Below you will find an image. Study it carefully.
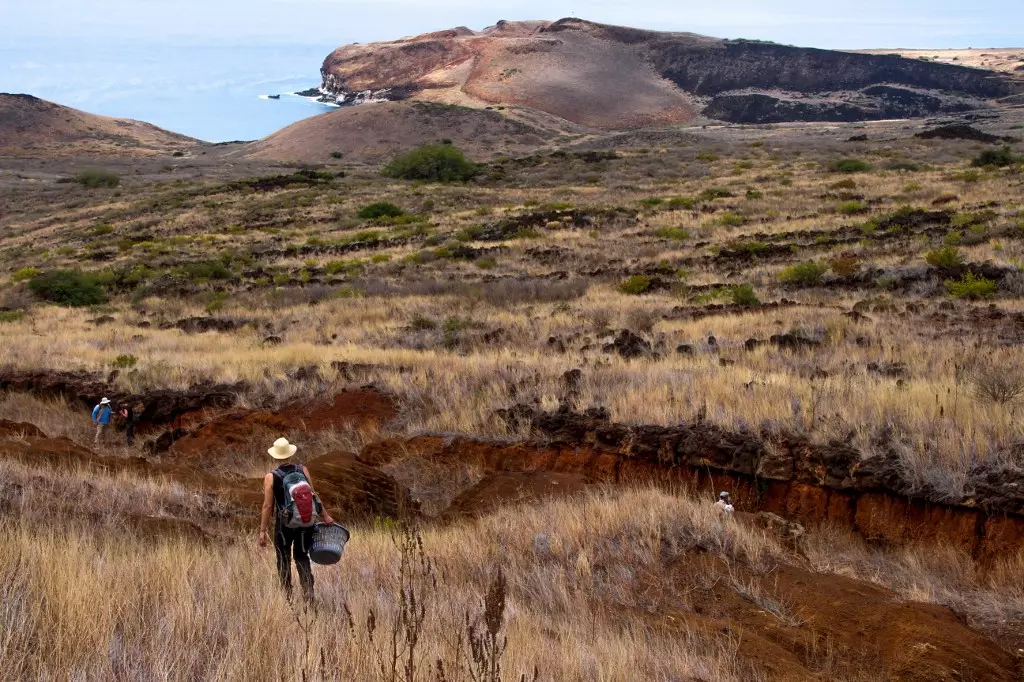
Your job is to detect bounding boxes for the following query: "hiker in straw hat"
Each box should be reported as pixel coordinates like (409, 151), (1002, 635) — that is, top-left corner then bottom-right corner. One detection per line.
(91, 397), (113, 444)
(259, 437), (334, 602)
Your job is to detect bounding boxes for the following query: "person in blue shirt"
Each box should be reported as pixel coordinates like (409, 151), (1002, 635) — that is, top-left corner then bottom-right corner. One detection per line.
(91, 397), (113, 443)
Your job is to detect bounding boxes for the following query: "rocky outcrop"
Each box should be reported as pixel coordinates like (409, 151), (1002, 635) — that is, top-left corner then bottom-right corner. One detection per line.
(317, 18), (1018, 128)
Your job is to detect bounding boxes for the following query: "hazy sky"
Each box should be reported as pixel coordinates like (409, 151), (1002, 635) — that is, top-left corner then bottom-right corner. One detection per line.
(3, 0), (1022, 49)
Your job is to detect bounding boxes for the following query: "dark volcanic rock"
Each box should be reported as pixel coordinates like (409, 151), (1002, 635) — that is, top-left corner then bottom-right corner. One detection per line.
(175, 317), (245, 334)
(915, 124), (1010, 143)
(770, 333), (820, 350)
(603, 330), (652, 359)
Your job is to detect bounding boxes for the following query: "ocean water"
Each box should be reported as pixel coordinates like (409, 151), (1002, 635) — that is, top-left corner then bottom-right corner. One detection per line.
(1, 39), (339, 142)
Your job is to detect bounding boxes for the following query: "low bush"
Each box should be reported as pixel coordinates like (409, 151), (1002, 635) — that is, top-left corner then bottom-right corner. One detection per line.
(10, 267), (40, 284)
(829, 158), (872, 173)
(972, 146), (1019, 168)
(618, 275), (652, 295)
(836, 200), (868, 215)
(654, 227), (689, 241)
(382, 144), (478, 182)
(717, 213), (746, 227)
(779, 261), (827, 286)
(667, 196), (698, 209)
(357, 202), (406, 220)
(830, 257), (860, 277)
(625, 308), (658, 334)
(111, 354), (138, 370)
(730, 284), (760, 306)
(179, 261), (232, 282)
(925, 246), (964, 268)
(638, 197), (664, 207)
(28, 269), (107, 306)
(698, 187), (735, 201)
(0, 310), (25, 324)
(945, 272), (997, 299)
(73, 168), (121, 188)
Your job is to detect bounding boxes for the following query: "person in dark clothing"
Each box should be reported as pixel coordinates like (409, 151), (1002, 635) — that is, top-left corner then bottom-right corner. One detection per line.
(120, 401), (142, 446)
(258, 438), (334, 602)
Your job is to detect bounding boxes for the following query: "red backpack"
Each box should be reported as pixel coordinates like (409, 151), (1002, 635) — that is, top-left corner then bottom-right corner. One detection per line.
(274, 466), (319, 528)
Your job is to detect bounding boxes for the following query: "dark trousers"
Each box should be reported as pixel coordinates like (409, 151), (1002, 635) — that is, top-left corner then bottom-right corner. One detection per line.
(274, 522), (314, 601)
(125, 423), (135, 446)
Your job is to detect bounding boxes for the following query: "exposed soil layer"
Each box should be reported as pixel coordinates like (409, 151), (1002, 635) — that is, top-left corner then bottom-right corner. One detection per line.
(664, 555), (1020, 681)
(168, 388), (397, 457)
(441, 471), (587, 520)
(0, 417), (411, 527)
(371, 406), (1024, 562)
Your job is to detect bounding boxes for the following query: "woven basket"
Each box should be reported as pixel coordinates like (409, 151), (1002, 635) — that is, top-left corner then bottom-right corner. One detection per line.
(309, 523), (350, 565)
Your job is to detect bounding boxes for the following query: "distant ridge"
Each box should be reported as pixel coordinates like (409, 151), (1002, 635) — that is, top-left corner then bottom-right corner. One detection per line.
(0, 93), (198, 157)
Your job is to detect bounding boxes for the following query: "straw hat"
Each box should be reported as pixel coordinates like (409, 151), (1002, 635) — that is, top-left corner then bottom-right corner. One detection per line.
(99, 397), (111, 405)
(268, 437), (297, 460)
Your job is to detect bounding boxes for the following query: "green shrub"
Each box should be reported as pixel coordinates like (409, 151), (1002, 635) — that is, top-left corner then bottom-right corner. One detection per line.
(745, 189), (763, 200)
(836, 200), (868, 215)
(779, 261), (827, 286)
(972, 146), (1019, 168)
(618, 275), (652, 295)
(638, 197), (665, 207)
(925, 246), (964, 268)
(696, 152), (719, 162)
(357, 202), (405, 220)
(730, 284), (760, 306)
(476, 258), (497, 270)
(370, 254), (392, 264)
(717, 213), (746, 227)
(945, 272), (997, 299)
(829, 178), (857, 190)
(330, 151), (343, 159)
(382, 144), (478, 182)
(667, 196), (698, 209)
(111, 354), (138, 369)
(830, 158), (872, 173)
(698, 187), (735, 201)
(654, 227), (689, 241)
(28, 269), (107, 306)
(179, 261), (232, 282)
(0, 310), (25, 324)
(73, 168), (121, 188)
(10, 267), (40, 283)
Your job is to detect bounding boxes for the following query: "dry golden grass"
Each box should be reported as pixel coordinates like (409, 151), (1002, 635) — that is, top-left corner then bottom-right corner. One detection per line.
(1, 480), (780, 681)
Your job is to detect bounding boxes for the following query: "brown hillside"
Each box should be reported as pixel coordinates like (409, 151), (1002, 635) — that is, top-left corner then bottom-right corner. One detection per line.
(0, 93), (198, 157)
(243, 99), (566, 163)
